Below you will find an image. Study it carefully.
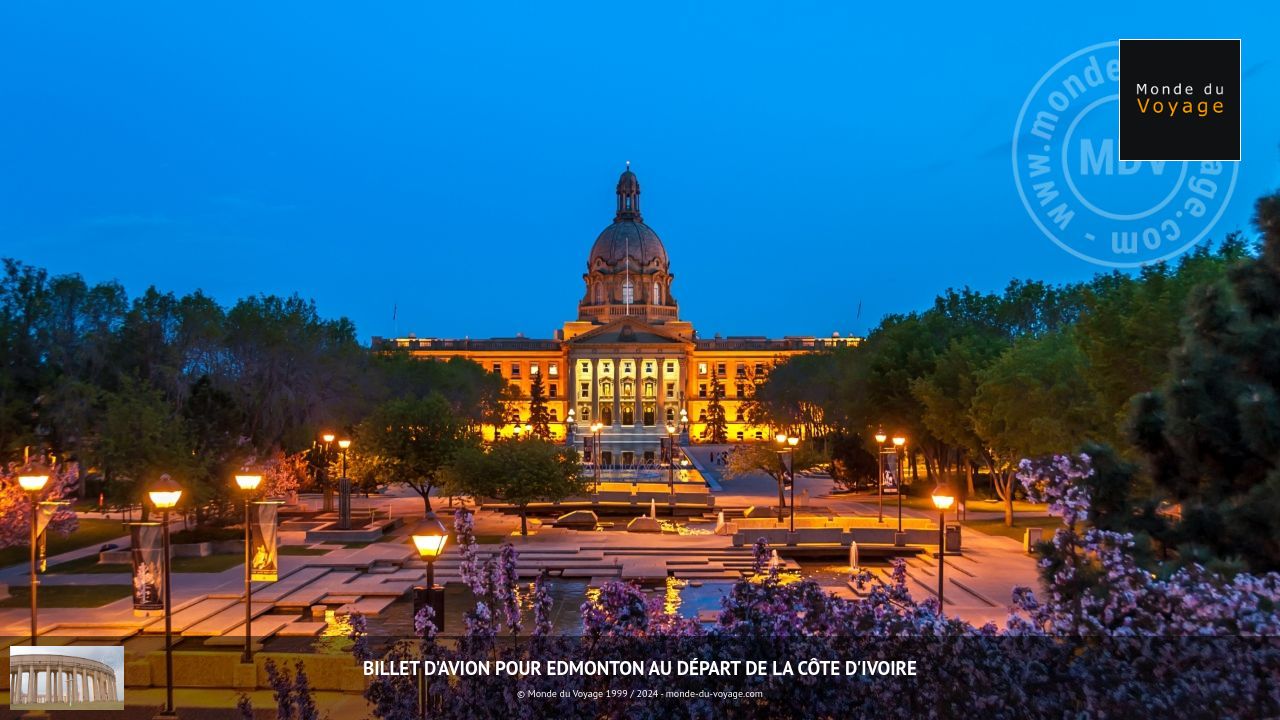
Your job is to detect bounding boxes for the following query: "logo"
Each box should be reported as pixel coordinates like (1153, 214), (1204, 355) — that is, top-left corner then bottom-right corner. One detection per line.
(1119, 39), (1241, 161)
(1012, 41), (1238, 268)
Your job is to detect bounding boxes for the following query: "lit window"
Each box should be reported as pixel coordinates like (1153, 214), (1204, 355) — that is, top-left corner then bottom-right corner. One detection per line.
(531, 363), (540, 375)
(644, 361), (654, 374)
(580, 362), (590, 374)
(735, 409), (744, 422)
(580, 382), (590, 399)
(697, 362), (708, 376)
(549, 362), (559, 377)
(736, 431), (744, 440)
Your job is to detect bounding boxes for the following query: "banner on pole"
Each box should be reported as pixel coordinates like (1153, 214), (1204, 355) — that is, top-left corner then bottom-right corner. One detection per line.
(249, 501), (282, 582)
(129, 522), (165, 611)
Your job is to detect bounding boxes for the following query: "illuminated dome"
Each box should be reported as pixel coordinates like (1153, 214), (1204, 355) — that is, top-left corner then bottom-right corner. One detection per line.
(579, 165), (678, 324)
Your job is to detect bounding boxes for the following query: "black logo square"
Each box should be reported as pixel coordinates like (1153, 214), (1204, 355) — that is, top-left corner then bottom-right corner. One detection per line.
(1119, 39), (1240, 161)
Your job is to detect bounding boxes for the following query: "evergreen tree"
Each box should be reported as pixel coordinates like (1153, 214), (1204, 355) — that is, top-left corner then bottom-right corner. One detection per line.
(703, 369), (728, 443)
(1130, 191), (1280, 572)
(527, 371), (551, 439)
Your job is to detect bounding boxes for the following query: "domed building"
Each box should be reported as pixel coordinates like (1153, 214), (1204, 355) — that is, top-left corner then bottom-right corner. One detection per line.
(373, 166), (859, 463)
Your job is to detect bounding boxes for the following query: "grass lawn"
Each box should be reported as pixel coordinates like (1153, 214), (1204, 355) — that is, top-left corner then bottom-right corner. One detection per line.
(0, 518), (127, 568)
(47, 553), (244, 574)
(0, 584), (131, 608)
(279, 546), (332, 556)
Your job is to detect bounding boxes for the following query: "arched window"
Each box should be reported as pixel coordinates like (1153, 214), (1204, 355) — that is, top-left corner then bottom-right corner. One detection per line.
(653, 281), (661, 304)
(594, 282), (603, 303)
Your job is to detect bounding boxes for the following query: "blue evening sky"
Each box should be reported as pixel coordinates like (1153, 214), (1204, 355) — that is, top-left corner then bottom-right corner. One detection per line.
(1, 2), (1277, 342)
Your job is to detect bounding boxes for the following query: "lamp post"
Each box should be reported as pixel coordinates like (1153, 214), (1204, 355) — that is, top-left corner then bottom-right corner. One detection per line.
(679, 407), (688, 445)
(874, 430), (887, 523)
(590, 422), (603, 492)
(931, 486), (955, 611)
(775, 434), (800, 532)
(17, 469), (49, 646)
(665, 423), (678, 514)
(234, 472), (262, 664)
(321, 432), (335, 513)
(411, 519), (448, 720)
(565, 408), (575, 446)
(337, 439), (352, 530)
(892, 434), (907, 534)
(149, 474), (183, 720)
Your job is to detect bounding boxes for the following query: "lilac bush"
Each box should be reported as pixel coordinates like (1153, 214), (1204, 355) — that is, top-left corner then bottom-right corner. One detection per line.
(345, 455), (1279, 718)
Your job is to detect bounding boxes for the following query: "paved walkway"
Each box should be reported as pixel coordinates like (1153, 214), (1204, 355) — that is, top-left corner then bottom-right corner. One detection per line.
(0, 450), (1043, 644)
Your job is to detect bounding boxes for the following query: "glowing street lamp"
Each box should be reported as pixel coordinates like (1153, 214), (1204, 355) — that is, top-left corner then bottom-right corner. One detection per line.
(874, 429), (887, 523)
(149, 474), (183, 719)
(411, 515), (449, 719)
(235, 472), (263, 664)
(590, 422), (604, 492)
(775, 433), (800, 532)
(17, 468), (48, 647)
(892, 434), (907, 535)
(566, 407), (576, 446)
(931, 486), (956, 611)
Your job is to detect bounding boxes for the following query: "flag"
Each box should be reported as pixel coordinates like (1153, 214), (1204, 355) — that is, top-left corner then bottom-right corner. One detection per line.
(249, 501), (283, 582)
(130, 523), (165, 611)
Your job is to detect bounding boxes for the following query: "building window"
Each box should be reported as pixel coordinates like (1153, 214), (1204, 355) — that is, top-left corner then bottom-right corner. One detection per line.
(735, 408), (745, 422)
(622, 361), (632, 374)
(698, 409), (707, 422)
(736, 431), (744, 440)
(644, 450), (656, 464)
(653, 281), (660, 304)
(511, 363), (521, 377)
(580, 382), (590, 399)
(717, 363), (726, 375)
(602, 405), (613, 425)
(580, 361), (590, 374)
(578, 404), (591, 421)
(755, 363), (765, 375)
(643, 404), (655, 426)
(550, 408), (558, 421)
(601, 361), (612, 375)
(644, 361), (654, 374)
(666, 361), (676, 374)
(510, 382), (521, 395)
(736, 363), (746, 377)
(698, 383), (707, 398)
(622, 451), (634, 466)
(697, 362), (708, 376)
(643, 380), (656, 398)
(601, 380), (614, 398)
(621, 379), (634, 398)
(622, 406), (635, 426)
(736, 383), (745, 397)
(549, 362), (559, 377)
(491, 362), (501, 375)
(549, 384), (558, 398)
(666, 408), (676, 422)
(666, 382), (675, 399)
(754, 431), (763, 440)
(601, 451), (613, 466)
(531, 362), (540, 375)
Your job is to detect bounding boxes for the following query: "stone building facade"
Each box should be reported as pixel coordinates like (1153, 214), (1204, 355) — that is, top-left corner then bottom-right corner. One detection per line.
(10, 653), (118, 705)
(371, 167), (858, 463)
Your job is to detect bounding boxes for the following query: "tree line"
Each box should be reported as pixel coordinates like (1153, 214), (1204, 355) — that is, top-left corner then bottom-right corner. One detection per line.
(0, 262), (513, 522)
(750, 191), (1280, 573)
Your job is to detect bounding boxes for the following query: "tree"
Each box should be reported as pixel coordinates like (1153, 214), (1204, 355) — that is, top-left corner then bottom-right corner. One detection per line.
(527, 371), (551, 439)
(448, 437), (585, 536)
(702, 369), (728, 443)
(354, 394), (477, 515)
(970, 331), (1098, 526)
(91, 376), (194, 518)
(724, 442), (826, 516)
(1130, 191), (1280, 572)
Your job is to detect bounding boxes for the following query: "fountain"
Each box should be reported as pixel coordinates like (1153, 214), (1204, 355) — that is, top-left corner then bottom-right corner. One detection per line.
(768, 549), (782, 571)
(715, 510), (725, 532)
(650, 498), (657, 519)
(849, 541), (860, 573)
